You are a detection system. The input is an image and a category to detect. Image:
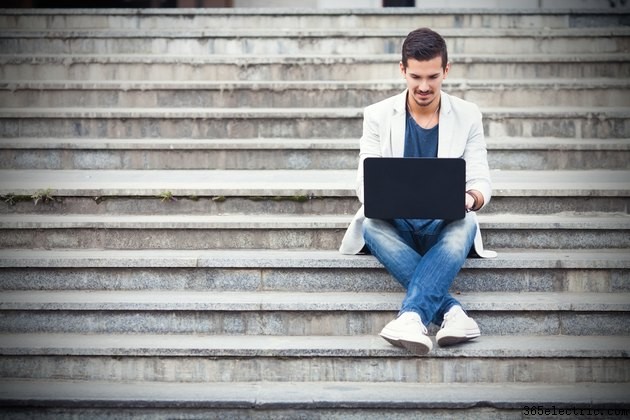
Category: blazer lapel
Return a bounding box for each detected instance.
[390,90,407,157]
[437,91,454,157]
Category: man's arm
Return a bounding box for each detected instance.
[463,105,492,211]
[356,106,382,203]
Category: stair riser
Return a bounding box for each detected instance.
[1,228,627,250]
[0,268,625,293]
[0,149,359,171]
[0,356,626,384]
[0,408,625,420]
[1,12,627,30]
[1,148,627,170]
[482,197,630,216]
[1,115,627,139]
[2,87,628,108]
[2,61,627,81]
[487,150,630,171]
[1,197,627,216]
[2,36,626,55]
[0,311,627,335]
[0,197,364,216]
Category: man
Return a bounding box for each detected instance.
[339,28,496,355]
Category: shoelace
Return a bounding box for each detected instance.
[402,315,428,334]
[440,310,463,329]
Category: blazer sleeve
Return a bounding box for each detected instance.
[356,104,383,203]
[463,104,492,209]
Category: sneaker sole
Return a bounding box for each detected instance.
[379,332,404,348]
[436,329,481,347]
[399,338,432,355]
[380,331,432,354]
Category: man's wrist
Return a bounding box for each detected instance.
[466,190,484,211]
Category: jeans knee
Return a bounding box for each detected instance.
[361,218,383,243]
[442,214,476,253]
[362,217,386,240]
[462,212,478,236]
[362,218,374,240]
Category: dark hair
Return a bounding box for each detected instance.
[401,27,448,70]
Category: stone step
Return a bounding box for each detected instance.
[1,379,628,417]
[0,137,627,170]
[0,169,627,216]
[1,53,627,81]
[0,334,628,383]
[0,214,627,250]
[1,8,627,30]
[0,248,627,293]
[0,168,626,198]
[0,290,627,336]
[1,107,627,139]
[2,79,628,108]
[2,28,627,55]
[2,193,627,216]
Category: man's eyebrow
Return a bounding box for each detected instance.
[408,71,441,77]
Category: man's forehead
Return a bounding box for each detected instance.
[404,60,444,75]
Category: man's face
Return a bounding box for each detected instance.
[400,56,450,108]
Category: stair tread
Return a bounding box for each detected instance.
[1,137,628,150]
[0,212,628,229]
[0,106,628,116]
[1,290,628,312]
[3,7,629,15]
[1,248,627,268]
[1,333,628,358]
[3,78,629,89]
[0,169,628,196]
[0,379,627,408]
[4,27,629,36]
[2,52,628,62]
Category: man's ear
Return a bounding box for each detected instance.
[399,61,406,77]
[443,62,451,79]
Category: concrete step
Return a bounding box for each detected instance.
[2,28,627,55]
[1,379,628,417]
[1,8,628,30]
[2,79,628,108]
[1,192,627,216]
[0,137,627,170]
[0,8,626,29]
[1,53,628,81]
[0,334,628,383]
[0,168,626,198]
[485,137,630,170]
[1,106,627,139]
[0,169,627,216]
[0,213,627,250]
[0,290,627,336]
[0,248,627,293]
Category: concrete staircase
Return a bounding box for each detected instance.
[0,7,629,418]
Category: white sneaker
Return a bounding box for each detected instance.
[379,311,433,355]
[436,305,481,347]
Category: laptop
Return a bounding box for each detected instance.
[363,157,466,220]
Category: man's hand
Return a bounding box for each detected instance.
[465,190,484,212]
[465,193,475,211]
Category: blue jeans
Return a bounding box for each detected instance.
[362,212,477,326]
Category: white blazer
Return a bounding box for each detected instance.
[339,90,497,258]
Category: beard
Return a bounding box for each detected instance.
[410,90,437,108]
